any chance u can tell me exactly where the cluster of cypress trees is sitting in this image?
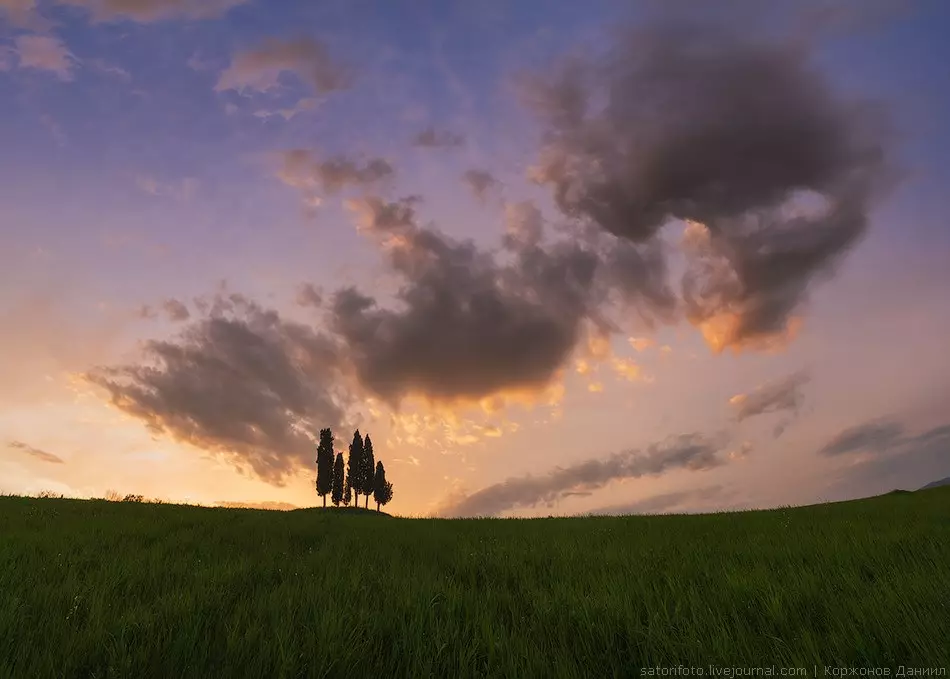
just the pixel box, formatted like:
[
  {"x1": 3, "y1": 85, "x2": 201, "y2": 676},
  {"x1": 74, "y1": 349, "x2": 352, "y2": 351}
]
[{"x1": 315, "y1": 428, "x2": 394, "y2": 512}]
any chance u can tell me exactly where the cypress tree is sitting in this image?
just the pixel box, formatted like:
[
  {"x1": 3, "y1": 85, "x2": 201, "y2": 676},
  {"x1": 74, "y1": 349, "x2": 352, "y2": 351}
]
[
  {"x1": 343, "y1": 473, "x2": 352, "y2": 506},
  {"x1": 362, "y1": 434, "x2": 375, "y2": 509},
  {"x1": 347, "y1": 430, "x2": 363, "y2": 507},
  {"x1": 331, "y1": 452, "x2": 345, "y2": 506},
  {"x1": 315, "y1": 428, "x2": 335, "y2": 507},
  {"x1": 372, "y1": 461, "x2": 393, "y2": 512}
]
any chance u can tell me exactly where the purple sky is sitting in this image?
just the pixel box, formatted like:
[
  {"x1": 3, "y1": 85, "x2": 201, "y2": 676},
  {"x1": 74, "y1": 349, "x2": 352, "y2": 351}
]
[{"x1": 2, "y1": 0, "x2": 949, "y2": 516}]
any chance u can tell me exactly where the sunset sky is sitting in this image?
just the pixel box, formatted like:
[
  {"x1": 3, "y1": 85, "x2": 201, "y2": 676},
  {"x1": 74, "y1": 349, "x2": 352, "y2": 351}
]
[{"x1": 2, "y1": 0, "x2": 949, "y2": 517}]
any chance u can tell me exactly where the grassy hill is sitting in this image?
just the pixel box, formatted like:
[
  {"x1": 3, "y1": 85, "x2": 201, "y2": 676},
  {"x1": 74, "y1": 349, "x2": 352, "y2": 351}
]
[
  {"x1": 1, "y1": 488, "x2": 949, "y2": 677},
  {"x1": 920, "y1": 476, "x2": 950, "y2": 490}
]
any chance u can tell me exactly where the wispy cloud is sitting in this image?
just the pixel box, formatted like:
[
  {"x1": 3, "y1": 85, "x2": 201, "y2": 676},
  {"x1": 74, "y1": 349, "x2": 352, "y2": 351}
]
[
  {"x1": 276, "y1": 150, "x2": 394, "y2": 212},
  {"x1": 818, "y1": 419, "x2": 906, "y2": 456},
  {"x1": 412, "y1": 126, "x2": 465, "y2": 149},
  {"x1": 8, "y1": 440, "x2": 65, "y2": 464},
  {"x1": 435, "y1": 432, "x2": 729, "y2": 517},
  {"x1": 40, "y1": 114, "x2": 67, "y2": 146},
  {"x1": 824, "y1": 419, "x2": 950, "y2": 498},
  {"x1": 295, "y1": 283, "x2": 323, "y2": 309},
  {"x1": 0, "y1": 0, "x2": 38, "y2": 27},
  {"x1": 216, "y1": 37, "x2": 351, "y2": 95},
  {"x1": 14, "y1": 35, "x2": 78, "y2": 80},
  {"x1": 214, "y1": 500, "x2": 298, "y2": 511},
  {"x1": 88, "y1": 58, "x2": 131, "y2": 80},
  {"x1": 730, "y1": 371, "x2": 809, "y2": 437},
  {"x1": 59, "y1": 0, "x2": 248, "y2": 22},
  {"x1": 462, "y1": 168, "x2": 500, "y2": 203},
  {"x1": 135, "y1": 176, "x2": 199, "y2": 201},
  {"x1": 585, "y1": 485, "x2": 732, "y2": 516},
  {"x1": 253, "y1": 97, "x2": 321, "y2": 121}
]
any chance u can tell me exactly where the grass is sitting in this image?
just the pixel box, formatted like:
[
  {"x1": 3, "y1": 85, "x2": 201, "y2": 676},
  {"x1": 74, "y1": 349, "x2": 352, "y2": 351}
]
[{"x1": 1, "y1": 489, "x2": 949, "y2": 678}]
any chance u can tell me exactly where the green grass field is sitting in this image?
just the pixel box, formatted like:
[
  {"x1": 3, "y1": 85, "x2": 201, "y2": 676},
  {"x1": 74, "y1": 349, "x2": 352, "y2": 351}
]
[{"x1": 2, "y1": 488, "x2": 948, "y2": 678}]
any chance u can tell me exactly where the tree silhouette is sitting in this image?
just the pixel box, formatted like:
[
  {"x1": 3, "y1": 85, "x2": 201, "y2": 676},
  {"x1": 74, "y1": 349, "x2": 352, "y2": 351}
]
[
  {"x1": 315, "y1": 428, "x2": 335, "y2": 507},
  {"x1": 347, "y1": 430, "x2": 363, "y2": 507},
  {"x1": 362, "y1": 434, "x2": 375, "y2": 509},
  {"x1": 373, "y1": 461, "x2": 393, "y2": 511},
  {"x1": 343, "y1": 473, "x2": 352, "y2": 506},
  {"x1": 331, "y1": 452, "x2": 345, "y2": 506}
]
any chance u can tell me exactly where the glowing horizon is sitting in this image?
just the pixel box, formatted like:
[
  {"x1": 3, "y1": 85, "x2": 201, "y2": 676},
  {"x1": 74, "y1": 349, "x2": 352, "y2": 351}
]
[{"x1": 2, "y1": 0, "x2": 950, "y2": 517}]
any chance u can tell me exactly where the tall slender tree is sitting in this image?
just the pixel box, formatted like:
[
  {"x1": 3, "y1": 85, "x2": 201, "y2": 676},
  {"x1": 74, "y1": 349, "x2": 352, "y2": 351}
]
[
  {"x1": 372, "y1": 461, "x2": 393, "y2": 512},
  {"x1": 362, "y1": 434, "x2": 375, "y2": 509},
  {"x1": 347, "y1": 429, "x2": 363, "y2": 507},
  {"x1": 331, "y1": 452, "x2": 345, "y2": 506},
  {"x1": 315, "y1": 428, "x2": 335, "y2": 507},
  {"x1": 343, "y1": 473, "x2": 352, "y2": 507}
]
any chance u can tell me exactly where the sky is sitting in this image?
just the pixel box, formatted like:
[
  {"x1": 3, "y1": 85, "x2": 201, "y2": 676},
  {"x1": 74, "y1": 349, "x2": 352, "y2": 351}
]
[{"x1": 2, "y1": 0, "x2": 949, "y2": 517}]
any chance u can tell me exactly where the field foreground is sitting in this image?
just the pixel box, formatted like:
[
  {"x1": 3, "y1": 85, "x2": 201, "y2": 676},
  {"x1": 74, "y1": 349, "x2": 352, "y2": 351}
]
[{"x1": 1, "y1": 489, "x2": 949, "y2": 678}]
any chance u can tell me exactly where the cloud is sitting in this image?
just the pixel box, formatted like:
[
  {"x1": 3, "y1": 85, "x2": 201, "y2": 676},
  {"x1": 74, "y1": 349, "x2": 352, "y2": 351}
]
[
  {"x1": 586, "y1": 484, "x2": 731, "y2": 516},
  {"x1": 462, "y1": 169, "x2": 500, "y2": 203},
  {"x1": 214, "y1": 500, "x2": 298, "y2": 511},
  {"x1": 88, "y1": 58, "x2": 131, "y2": 80},
  {"x1": 524, "y1": 17, "x2": 892, "y2": 352},
  {"x1": 817, "y1": 419, "x2": 906, "y2": 457},
  {"x1": 277, "y1": 150, "x2": 394, "y2": 210},
  {"x1": 629, "y1": 337, "x2": 655, "y2": 352},
  {"x1": 85, "y1": 293, "x2": 352, "y2": 486},
  {"x1": 412, "y1": 126, "x2": 465, "y2": 149},
  {"x1": 253, "y1": 97, "x2": 321, "y2": 121},
  {"x1": 502, "y1": 201, "x2": 544, "y2": 250},
  {"x1": 598, "y1": 240, "x2": 678, "y2": 329},
  {"x1": 730, "y1": 370, "x2": 809, "y2": 421},
  {"x1": 137, "y1": 300, "x2": 189, "y2": 322},
  {"x1": 0, "y1": 0, "x2": 38, "y2": 26},
  {"x1": 8, "y1": 440, "x2": 65, "y2": 464},
  {"x1": 58, "y1": 0, "x2": 248, "y2": 22},
  {"x1": 824, "y1": 420, "x2": 950, "y2": 499},
  {"x1": 331, "y1": 195, "x2": 602, "y2": 405},
  {"x1": 136, "y1": 176, "x2": 199, "y2": 201},
  {"x1": 436, "y1": 432, "x2": 728, "y2": 517},
  {"x1": 216, "y1": 37, "x2": 350, "y2": 95},
  {"x1": 14, "y1": 35, "x2": 78, "y2": 80},
  {"x1": 40, "y1": 114, "x2": 67, "y2": 146},
  {"x1": 161, "y1": 299, "x2": 190, "y2": 322},
  {"x1": 295, "y1": 283, "x2": 323, "y2": 309}
]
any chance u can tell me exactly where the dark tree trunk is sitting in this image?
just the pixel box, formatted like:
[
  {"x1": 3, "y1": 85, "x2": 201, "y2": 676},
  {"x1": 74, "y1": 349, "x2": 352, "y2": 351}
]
[
  {"x1": 322, "y1": 495, "x2": 326, "y2": 508},
  {"x1": 365, "y1": 494, "x2": 369, "y2": 509},
  {"x1": 376, "y1": 501, "x2": 380, "y2": 512}
]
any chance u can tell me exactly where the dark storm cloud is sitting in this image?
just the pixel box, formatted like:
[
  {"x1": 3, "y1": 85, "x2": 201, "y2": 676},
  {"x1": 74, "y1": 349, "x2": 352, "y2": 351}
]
[
  {"x1": 436, "y1": 433, "x2": 728, "y2": 517},
  {"x1": 731, "y1": 371, "x2": 809, "y2": 421},
  {"x1": 85, "y1": 293, "x2": 351, "y2": 485},
  {"x1": 412, "y1": 126, "x2": 465, "y2": 149},
  {"x1": 598, "y1": 240, "x2": 678, "y2": 328},
  {"x1": 8, "y1": 440, "x2": 65, "y2": 464},
  {"x1": 330, "y1": 196, "x2": 601, "y2": 404},
  {"x1": 525, "y1": 18, "x2": 892, "y2": 350},
  {"x1": 818, "y1": 419, "x2": 905, "y2": 457}
]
